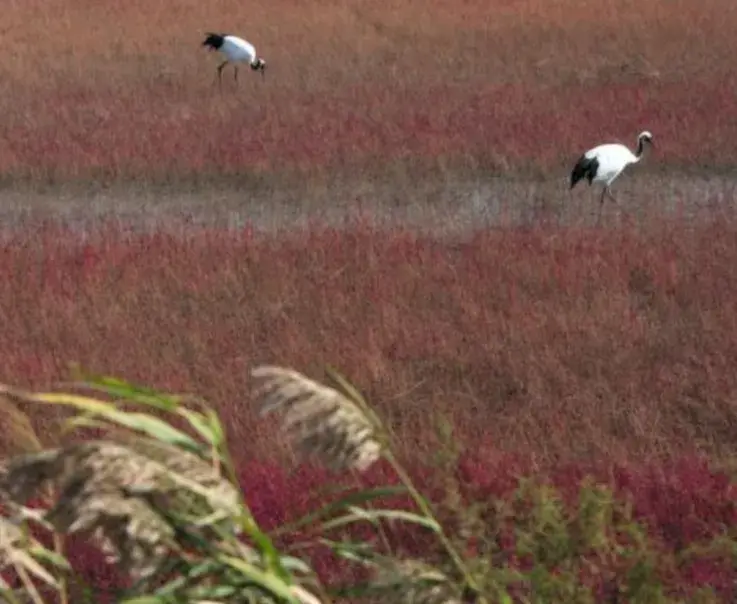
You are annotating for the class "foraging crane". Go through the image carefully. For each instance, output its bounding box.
[570,130,654,223]
[202,32,266,86]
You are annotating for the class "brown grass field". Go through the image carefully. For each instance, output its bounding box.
[2,0,737,598]
[2,0,737,182]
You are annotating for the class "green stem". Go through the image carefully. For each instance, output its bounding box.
[53,532,69,604]
[217,433,306,591]
[383,450,480,595]
[214,431,269,542]
[349,468,394,557]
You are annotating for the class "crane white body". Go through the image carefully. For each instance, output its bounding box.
[202,32,266,86]
[570,130,654,223]
[218,35,257,64]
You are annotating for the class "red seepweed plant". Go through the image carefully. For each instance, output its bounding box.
[2,215,737,465]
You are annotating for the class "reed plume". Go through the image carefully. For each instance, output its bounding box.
[0,439,241,582]
[251,365,383,472]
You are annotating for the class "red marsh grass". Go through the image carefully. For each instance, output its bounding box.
[36,454,737,602]
[1,215,737,465]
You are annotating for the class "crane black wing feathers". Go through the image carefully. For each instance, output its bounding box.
[570,155,599,189]
[203,33,227,50]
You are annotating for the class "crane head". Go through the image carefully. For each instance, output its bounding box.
[251,58,267,80]
[638,131,654,147]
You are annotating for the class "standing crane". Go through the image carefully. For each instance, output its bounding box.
[570,130,654,223]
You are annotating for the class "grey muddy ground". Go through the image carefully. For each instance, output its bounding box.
[0,171,734,240]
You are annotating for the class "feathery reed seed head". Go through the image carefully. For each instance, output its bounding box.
[0,439,241,581]
[251,365,382,472]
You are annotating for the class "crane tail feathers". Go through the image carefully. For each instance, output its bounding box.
[570,156,599,190]
[202,33,226,50]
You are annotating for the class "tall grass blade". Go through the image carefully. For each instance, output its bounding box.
[273,485,408,535]
[320,506,441,533]
[0,386,204,453]
[67,368,183,412]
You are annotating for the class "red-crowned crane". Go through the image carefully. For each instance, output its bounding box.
[570,130,654,223]
[202,33,266,87]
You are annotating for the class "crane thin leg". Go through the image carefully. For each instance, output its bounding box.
[216,61,228,89]
[597,188,606,225]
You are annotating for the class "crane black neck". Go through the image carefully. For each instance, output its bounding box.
[635,138,646,158]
